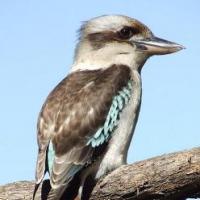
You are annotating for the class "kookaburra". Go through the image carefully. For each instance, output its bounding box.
[34,15,184,200]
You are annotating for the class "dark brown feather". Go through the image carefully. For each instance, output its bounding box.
[35,64,131,199]
[42,64,131,155]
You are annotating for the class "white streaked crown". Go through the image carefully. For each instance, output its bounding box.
[81,15,134,35]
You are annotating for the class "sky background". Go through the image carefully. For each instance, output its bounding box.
[0,1,199,197]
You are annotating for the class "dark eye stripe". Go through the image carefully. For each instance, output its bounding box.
[118,26,140,39]
[87,26,141,50]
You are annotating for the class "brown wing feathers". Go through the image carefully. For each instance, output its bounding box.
[51,65,131,155]
[35,64,131,199]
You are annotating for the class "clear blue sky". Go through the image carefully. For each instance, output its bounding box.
[0,0,200,187]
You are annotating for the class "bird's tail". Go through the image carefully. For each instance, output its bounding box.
[33,178,80,200]
[45,185,67,200]
[33,180,67,200]
[33,180,51,200]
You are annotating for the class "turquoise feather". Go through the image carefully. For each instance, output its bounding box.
[87,80,132,148]
[47,141,55,174]
[47,80,133,172]
[93,127,103,139]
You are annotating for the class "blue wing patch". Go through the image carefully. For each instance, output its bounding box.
[87,80,132,148]
[47,141,55,174]
[47,81,132,173]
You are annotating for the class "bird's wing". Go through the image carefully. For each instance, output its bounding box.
[35,64,131,191]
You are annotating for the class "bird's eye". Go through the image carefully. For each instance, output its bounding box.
[119,26,138,39]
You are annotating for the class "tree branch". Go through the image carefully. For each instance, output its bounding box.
[1,147,200,200]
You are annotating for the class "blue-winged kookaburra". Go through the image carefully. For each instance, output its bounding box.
[34,15,184,200]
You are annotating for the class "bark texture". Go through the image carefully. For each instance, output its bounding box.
[1,147,200,200]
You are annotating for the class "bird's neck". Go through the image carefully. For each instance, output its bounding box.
[71,41,147,72]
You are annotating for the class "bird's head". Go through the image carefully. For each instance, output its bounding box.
[72,15,184,72]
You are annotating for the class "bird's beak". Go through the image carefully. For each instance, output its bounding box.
[133,36,185,55]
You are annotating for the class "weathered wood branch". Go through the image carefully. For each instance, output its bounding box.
[1,147,200,200]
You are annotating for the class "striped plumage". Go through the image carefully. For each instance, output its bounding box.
[34,15,184,200]
[87,80,132,148]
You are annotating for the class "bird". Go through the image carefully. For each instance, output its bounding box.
[33,15,184,200]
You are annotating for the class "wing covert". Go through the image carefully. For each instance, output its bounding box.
[35,64,131,190]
